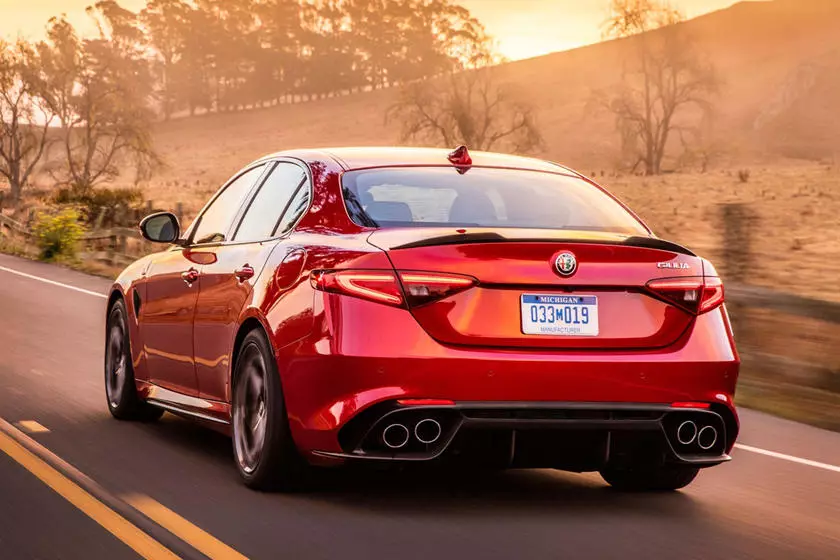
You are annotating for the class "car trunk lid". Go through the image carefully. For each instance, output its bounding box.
[370,228,702,350]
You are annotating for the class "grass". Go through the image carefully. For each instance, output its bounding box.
[737,376,840,433]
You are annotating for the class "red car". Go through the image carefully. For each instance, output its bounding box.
[105,146,739,491]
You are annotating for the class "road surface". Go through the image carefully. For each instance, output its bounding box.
[0,253,838,559]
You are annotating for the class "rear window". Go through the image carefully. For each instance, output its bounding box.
[342,167,648,235]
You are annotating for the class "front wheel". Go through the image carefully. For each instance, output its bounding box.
[105,299,163,422]
[232,329,309,491]
[600,464,699,492]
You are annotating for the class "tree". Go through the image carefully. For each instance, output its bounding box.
[255,0,303,103]
[596,0,719,175]
[387,19,541,154]
[39,11,160,189]
[0,39,54,205]
[389,65,541,153]
[141,0,191,120]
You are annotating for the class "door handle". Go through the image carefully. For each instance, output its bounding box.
[235,264,255,282]
[181,268,199,285]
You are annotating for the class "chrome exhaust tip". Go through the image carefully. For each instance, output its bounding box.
[676,420,698,445]
[697,425,718,450]
[382,423,410,449]
[414,418,442,445]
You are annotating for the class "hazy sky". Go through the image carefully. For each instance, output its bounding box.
[0,0,739,60]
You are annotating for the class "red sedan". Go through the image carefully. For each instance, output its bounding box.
[105,146,739,491]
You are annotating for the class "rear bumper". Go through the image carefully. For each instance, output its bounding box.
[277,295,739,464]
[313,401,735,470]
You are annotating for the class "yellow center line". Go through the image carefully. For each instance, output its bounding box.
[0,429,180,560]
[16,420,50,434]
[125,494,249,560]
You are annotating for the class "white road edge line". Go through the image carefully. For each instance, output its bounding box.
[0,265,107,299]
[735,443,840,473]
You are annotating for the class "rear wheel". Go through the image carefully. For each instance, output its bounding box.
[232,329,309,491]
[105,299,163,422]
[600,464,699,492]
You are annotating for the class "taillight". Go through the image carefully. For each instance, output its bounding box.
[310,270,404,306]
[398,272,476,307]
[310,270,477,307]
[646,276,724,315]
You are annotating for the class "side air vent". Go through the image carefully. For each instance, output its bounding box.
[132,289,142,318]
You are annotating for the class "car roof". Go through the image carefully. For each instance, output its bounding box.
[260,147,581,175]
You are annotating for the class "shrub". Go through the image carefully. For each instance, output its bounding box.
[54,184,142,226]
[737,169,751,183]
[33,208,85,261]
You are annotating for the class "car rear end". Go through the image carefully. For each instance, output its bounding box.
[284,162,739,477]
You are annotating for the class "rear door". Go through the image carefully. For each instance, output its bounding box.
[142,163,267,395]
[192,161,311,402]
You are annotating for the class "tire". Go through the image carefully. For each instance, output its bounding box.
[105,299,163,422]
[600,464,699,492]
[232,329,309,491]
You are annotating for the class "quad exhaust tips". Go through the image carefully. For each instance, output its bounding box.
[675,420,718,451]
[382,423,410,449]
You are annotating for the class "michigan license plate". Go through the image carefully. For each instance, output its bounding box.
[520,294,599,336]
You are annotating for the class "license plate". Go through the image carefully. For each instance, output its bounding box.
[520,294,599,336]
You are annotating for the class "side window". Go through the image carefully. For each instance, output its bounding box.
[191,165,265,245]
[233,162,307,242]
[274,177,312,235]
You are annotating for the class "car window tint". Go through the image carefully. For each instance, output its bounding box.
[341,167,647,235]
[192,165,265,244]
[274,177,312,235]
[234,163,307,242]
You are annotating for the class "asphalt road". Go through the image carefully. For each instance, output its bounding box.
[0,252,839,560]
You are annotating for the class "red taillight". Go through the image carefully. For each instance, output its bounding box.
[646,276,724,315]
[399,272,476,307]
[310,270,477,307]
[311,270,404,306]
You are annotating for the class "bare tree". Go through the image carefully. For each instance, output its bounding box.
[596,0,719,175]
[388,27,541,155]
[389,66,541,153]
[0,39,54,205]
[38,13,160,190]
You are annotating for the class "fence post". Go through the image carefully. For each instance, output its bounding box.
[720,203,753,284]
[176,202,184,224]
[108,233,117,264]
[94,208,107,231]
[720,202,755,340]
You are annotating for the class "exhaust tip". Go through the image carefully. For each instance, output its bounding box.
[676,420,698,445]
[414,418,442,445]
[697,425,718,450]
[382,423,410,449]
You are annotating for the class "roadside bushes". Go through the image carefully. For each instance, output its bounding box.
[53,184,143,226]
[33,208,85,261]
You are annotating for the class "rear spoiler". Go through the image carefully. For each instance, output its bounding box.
[391,232,696,257]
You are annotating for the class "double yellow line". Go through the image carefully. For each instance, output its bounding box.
[0,418,247,559]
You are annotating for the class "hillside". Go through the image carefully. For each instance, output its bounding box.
[137,0,840,207]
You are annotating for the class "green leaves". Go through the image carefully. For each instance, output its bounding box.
[33,208,86,262]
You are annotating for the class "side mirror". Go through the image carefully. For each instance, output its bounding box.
[140,212,181,244]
